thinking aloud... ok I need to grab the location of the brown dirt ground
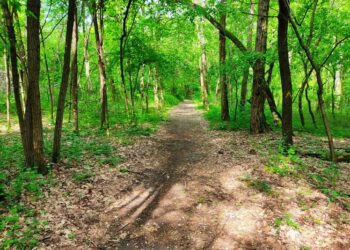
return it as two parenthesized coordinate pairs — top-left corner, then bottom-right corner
(37, 101), (350, 249)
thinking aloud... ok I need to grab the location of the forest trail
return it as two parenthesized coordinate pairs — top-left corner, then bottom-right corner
(39, 101), (349, 249)
(97, 101), (349, 249)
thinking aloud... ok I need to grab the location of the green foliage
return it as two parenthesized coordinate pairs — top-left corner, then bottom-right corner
(0, 205), (45, 249)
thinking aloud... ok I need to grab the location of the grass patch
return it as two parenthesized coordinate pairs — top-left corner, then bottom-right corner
(72, 169), (94, 182)
(274, 213), (300, 231)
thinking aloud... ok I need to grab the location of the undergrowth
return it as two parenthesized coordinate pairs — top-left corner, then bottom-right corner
(0, 97), (180, 249)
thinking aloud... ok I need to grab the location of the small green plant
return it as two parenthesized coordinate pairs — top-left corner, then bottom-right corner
(119, 167), (130, 173)
(274, 213), (300, 231)
(249, 179), (273, 194)
(100, 156), (123, 166)
(68, 233), (76, 240)
(72, 170), (94, 182)
(197, 196), (206, 204)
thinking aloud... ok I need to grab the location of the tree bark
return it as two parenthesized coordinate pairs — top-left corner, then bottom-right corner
(52, 0), (76, 163)
(250, 0), (270, 133)
(240, 0), (254, 108)
(140, 64), (145, 111)
(305, 81), (317, 127)
(1, 1), (31, 165)
(278, 0), (293, 146)
(219, 0), (229, 121)
(264, 63), (282, 124)
(82, 0), (93, 92)
(14, 10), (28, 109)
(197, 14), (209, 109)
(27, 0), (47, 173)
(288, 5), (336, 161)
(153, 67), (160, 110)
(40, 29), (55, 122)
(120, 0), (133, 115)
(71, 4), (79, 133)
(4, 49), (11, 131)
(91, 0), (108, 129)
(146, 66), (150, 113)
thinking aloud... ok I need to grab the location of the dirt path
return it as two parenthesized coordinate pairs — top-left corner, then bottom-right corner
(98, 101), (349, 249)
(39, 101), (349, 249)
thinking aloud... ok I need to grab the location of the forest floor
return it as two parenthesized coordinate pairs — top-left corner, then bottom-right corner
(35, 100), (350, 249)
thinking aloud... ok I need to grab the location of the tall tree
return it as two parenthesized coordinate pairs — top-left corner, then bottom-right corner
(91, 0), (108, 129)
(26, 0), (47, 173)
(278, 0), (293, 146)
(219, 0), (229, 121)
(240, 0), (254, 108)
(71, 3), (79, 133)
(287, 0), (347, 161)
(196, 0), (209, 109)
(1, 1), (30, 165)
(250, 0), (270, 133)
(52, 0), (76, 163)
(82, 0), (93, 92)
(120, 0), (133, 115)
(4, 49), (11, 131)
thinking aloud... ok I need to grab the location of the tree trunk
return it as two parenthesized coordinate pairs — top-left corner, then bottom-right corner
(91, 0), (108, 129)
(315, 70), (336, 161)
(109, 78), (117, 102)
(298, 63), (313, 127)
(4, 50), (11, 131)
(14, 10), (28, 109)
(250, 0), (270, 133)
(278, 0), (293, 146)
(265, 63), (282, 124)
(140, 64), (145, 111)
(197, 16), (209, 109)
(154, 67), (160, 110)
(146, 66), (150, 113)
(240, 0), (254, 108)
(52, 0), (76, 163)
(82, 0), (93, 92)
(27, 0), (47, 173)
(127, 61), (136, 117)
(120, 0), (133, 115)
(219, 0), (229, 121)
(1, 1), (31, 165)
(305, 82), (317, 127)
(40, 29), (55, 122)
(71, 5), (79, 133)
